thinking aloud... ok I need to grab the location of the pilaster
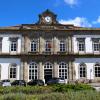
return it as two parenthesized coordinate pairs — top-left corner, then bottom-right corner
(68, 61), (73, 81)
(68, 36), (72, 54)
(53, 62), (58, 78)
(21, 36), (24, 53)
(20, 61), (24, 80)
(23, 61), (28, 82)
(38, 62), (44, 80)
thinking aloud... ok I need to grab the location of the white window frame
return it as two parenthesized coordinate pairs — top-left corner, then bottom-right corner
(77, 38), (85, 53)
(92, 39), (100, 52)
(94, 63), (100, 77)
(44, 62), (52, 69)
(79, 63), (87, 78)
(59, 62), (68, 79)
(29, 61), (38, 80)
(9, 64), (17, 79)
(31, 40), (38, 52)
(59, 40), (66, 52)
(45, 40), (52, 52)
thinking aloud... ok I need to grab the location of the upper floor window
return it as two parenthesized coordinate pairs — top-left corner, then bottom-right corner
(45, 40), (52, 52)
(60, 40), (66, 52)
(0, 38), (2, 52)
(77, 38), (85, 52)
(31, 40), (38, 52)
(94, 63), (100, 77)
(10, 38), (18, 52)
(92, 38), (100, 52)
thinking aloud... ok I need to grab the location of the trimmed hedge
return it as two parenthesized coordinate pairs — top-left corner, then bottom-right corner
(0, 84), (95, 94)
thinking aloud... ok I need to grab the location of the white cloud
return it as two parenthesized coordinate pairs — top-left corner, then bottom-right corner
(59, 17), (92, 27)
(92, 16), (100, 24)
(64, 0), (78, 6)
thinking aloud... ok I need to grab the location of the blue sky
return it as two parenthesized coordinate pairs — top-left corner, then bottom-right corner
(0, 0), (100, 27)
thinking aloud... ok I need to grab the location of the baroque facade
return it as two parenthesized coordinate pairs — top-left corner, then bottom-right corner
(0, 9), (100, 83)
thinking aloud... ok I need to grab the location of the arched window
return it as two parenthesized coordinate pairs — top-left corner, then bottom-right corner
(94, 63), (100, 77)
(29, 61), (38, 80)
(59, 62), (68, 79)
(9, 63), (17, 79)
(44, 62), (52, 69)
(79, 63), (86, 78)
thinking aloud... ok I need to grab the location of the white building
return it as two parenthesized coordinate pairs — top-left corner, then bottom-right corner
(0, 10), (100, 83)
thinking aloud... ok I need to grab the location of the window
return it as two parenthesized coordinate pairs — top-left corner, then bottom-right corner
(44, 62), (52, 69)
(9, 64), (17, 79)
(31, 40), (38, 52)
(95, 63), (100, 77)
(92, 39), (100, 52)
(11, 41), (17, 51)
(59, 62), (68, 79)
(79, 63), (86, 78)
(60, 40), (66, 52)
(77, 38), (85, 52)
(29, 61), (38, 80)
(10, 38), (18, 52)
(45, 40), (52, 52)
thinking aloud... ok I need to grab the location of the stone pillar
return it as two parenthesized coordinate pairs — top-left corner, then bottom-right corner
(39, 37), (44, 54)
(24, 36), (30, 53)
(21, 36), (24, 53)
(72, 61), (76, 80)
(53, 62), (58, 78)
(20, 61), (24, 80)
(23, 61), (28, 82)
(68, 36), (72, 54)
(38, 62), (44, 81)
(68, 61), (73, 81)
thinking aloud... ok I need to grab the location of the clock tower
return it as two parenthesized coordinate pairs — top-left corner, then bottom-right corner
(37, 9), (58, 24)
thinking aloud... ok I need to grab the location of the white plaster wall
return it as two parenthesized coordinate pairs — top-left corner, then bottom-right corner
(2, 37), (9, 53)
(17, 38), (21, 53)
(0, 58), (21, 80)
(73, 35), (100, 53)
(0, 34), (22, 53)
(74, 58), (100, 80)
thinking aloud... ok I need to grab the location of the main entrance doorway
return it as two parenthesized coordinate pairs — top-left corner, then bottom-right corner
(44, 62), (52, 83)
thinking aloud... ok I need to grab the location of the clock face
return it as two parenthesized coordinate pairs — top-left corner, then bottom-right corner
(45, 16), (52, 23)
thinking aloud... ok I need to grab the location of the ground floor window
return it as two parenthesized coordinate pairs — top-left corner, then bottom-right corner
(79, 63), (86, 78)
(95, 63), (100, 77)
(29, 61), (38, 80)
(59, 62), (68, 79)
(9, 64), (17, 79)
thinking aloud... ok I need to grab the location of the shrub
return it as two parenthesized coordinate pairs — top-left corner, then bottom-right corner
(51, 84), (94, 92)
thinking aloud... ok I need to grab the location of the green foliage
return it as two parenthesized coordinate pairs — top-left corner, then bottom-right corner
(0, 84), (95, 95)
(51, 84), (94, 92)
(0, 91), (100, 100)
